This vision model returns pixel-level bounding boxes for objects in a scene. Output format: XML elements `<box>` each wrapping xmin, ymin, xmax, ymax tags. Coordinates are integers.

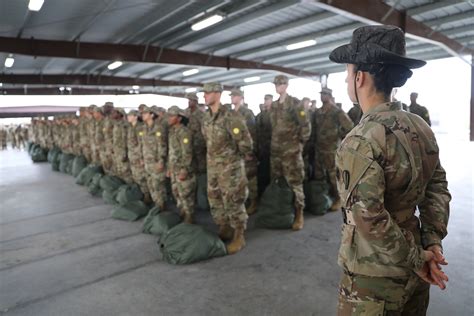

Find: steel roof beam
<box><xmin>0</xmin><ymin>36</ymin><xmax>319</xmax><ymax>77</ymax></box>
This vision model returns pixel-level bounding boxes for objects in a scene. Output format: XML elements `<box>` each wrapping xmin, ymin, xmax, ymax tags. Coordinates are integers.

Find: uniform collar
<box><xmin>209</xmin><ymin>103</ymin><xmax>226</xmax><ymax>121</ymax></box>
<box><xmin>361</xmin><ymin>101</ymin><xmax>402</xmax><ymax>120</ymax></box>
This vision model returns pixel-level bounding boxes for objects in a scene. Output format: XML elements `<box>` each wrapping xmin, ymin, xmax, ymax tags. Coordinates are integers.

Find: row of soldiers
<box><xmin>28</xmin><ymin>75</ymin><xmax>431</xmax><ymax>255</ymax></box>
<box><xmin>0</xmin><ymin>125</ymin><xmax>29</xmax><ymax>150</ymax></box>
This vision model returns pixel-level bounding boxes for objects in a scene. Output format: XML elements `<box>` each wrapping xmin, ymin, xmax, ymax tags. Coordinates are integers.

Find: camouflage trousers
<box><xmin>91</xmin><ymin>145</ymin><xmax>101</xmax><ymax>165</ymax></box>
<box><xmin>337</xmin><ymin>271</ymin><xmax>429</xmax><ymax>316</ymax></box>
<box><xmin>100</xmin><ymin>151</ymin><xmax>115</xmax><ymax>175</ymax></box>
<box><xmin>270</xmin><ymin>148</ymin><xmax>305</xmax><ymax>210</ymax></box>
<box><xmin>113</xmin><ymin>155</ymin><xmax>133</xmax><ymax>184</ymax></box>
<box><xmin>207</xmin><ymin>160</ymin><xmax>249</xmax><ymax>229</ymax></box>
<box><xmin>245</xmin><ymin>158</ymin><xmax>258</xmax><ymax>204</ymax></box>
<box><xmin>81</xmin><ymin>145</ymin><xmax>92</xmax><ymax>163</ymax></box>
<box><xmin>145</xmin><ymin>167</ymin><xmax>167</xmax><ymax>208</ymax></box>
<box><xmin>170</xmin><ymin>171</ymin><xmax>196</xmax><ymax>216</ymax></box>
<box><xmin>314</xmin><ymin>150</ymin><xmax>338</xmax><ymax>199</ymax></box>
<box><xmin>130</xmin><ymin>164</ymin><xmax>149</xmax><ymax>195</ymax></box>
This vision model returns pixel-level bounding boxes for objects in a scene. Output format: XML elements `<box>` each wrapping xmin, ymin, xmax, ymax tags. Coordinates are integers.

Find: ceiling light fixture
<box><xmin>182</xmin><ymin>69</ymin><xmax>199</xmax><ymax>76</ymax></box>
<box><xmin>191</xmin><ymin>14</ymin><xmax>224</xmax><ymax>31</ymax></box>
<box><xmin>107</xmin><ymin>61</ymin><xmax>123</xmax><ymax>70</ymax></box>
<box><xmin>286</xmin><ymin>39</ymin><xmax>317</xmax><ymax>51</ymax></box>
<box><xmin>28</xmin><ymin>0</ymin><xmax>44</xmax><ymax>12</ymax></box>
<box><xmin>4</xmin><ymin>55</ymin><xmax>14</xmax><ymax>68</ymax></box>
<box><xmin>243</xmin><ymin>76</ymin><xmax>260</xmax><ymax>83</ymax></box>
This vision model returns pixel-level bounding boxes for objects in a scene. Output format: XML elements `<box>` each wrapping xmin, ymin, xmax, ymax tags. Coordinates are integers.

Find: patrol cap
<box><xmin>93</xmin><ymin>106</ymin><xmax>104</xmax><ymax>114</ymax></box>
<box><xmin>230</xmin><ymin>89</ymin><xmax>244</xmax><ymax>97</ymax></box>
<box><xmin>142</xmin><ymin>105</ymin><xmax>152</xmax><ymax>113</ymax></box>
<box><xmin>302</xmin><ymin>97</ymin><xmax>310</xmax><ymax>102</ymax></box>
<box><xmin>138</xmin><ymin>104</ymin><xmax>147</xmax><ymax>110</ymax></box>
<box><xmin>320</xmin><ymin>87</ymin><xmax>333</xmax><ymax>95</ymax></box>
<box><xmin>410</xmin><ymin>92</ymin><xmax>418</xmax><ymax>97</ymax></box>
<box><xmin>104</xmin><ymin>101</ymin><xmax>114</xmax><ymax>107</ymax></box>
<box><xmin>167</xmin><ymin>105</ymin><xmax>187</xmax><ymax>117</ymax></box>
<box><xmin>264</xmin><ymin>94</ymin><xmax>273</xmax><ymax>99</ymax></box>
<box><xmin>128</xmin><ymin>110</ymin><xmax>139</xmax><ymax>116</ymax></box>
<box><xmin>273</xmin><ymin>75</ymin><xmax>289</xmax><ymax>85</ymax></box>
<box><xmin>185</xmin><ymin>92</ymin><xmax>199</xmax><ymax>101</ymax></box>
<box><xmin>202</xmin><ymin>82</ymin><xmax>223</xmax><ymax>93</ymax></box>
<box><xmin>88</xmin><ymin>104</ymin><xmax>97</xmax><ymax>109</ymax></box>
<box><xmin>115</xmin><ymin>108</ymin><xmax>126</xmax><ymax>116</ymax></box>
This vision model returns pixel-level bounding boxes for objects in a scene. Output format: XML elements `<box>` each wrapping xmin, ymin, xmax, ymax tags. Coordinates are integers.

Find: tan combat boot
<box><xmin>246</xmin><ymin>199</ymin><xmax>258</xmax><ymax>215</ymax></box>
<box><xmin>226</xmin><ymin>226</ymin><xmax>246</xmax><ymax>255</ymax></box>
<box><xmin>292</xmin><ymin>207</ymin><xmax>304</xmax><ymax>231</ymax></box>
<box><xmin>218</xmin><ymin>224</ymin><xmax>234</xmax><ymax>241</ymax></box>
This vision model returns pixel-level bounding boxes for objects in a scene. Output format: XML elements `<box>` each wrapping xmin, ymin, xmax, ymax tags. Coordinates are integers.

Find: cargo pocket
<box><xmin>346</xmin><ymin>299</ymin><xmax>385</xmax><ymax>316</ymax></box>
<box><xmin>338</xmin><ymin>224</ymin><xmax>356</xmax><ymax>271</ymax></box>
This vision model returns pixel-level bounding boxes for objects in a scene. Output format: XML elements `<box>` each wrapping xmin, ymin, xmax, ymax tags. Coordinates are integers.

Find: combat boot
<box><xmin>330</xmin><ymin>198</ymin><xmax>342</xmax><ymax>212</ymax></box>
<box><xmin>218</xmin><ymin>224</ymin><xmax>234</xmax><ymax>241</ymax></box>
<box><xmin>246</xmin><ymin>199</ymin><xmax>258</xmax><ymax>215</ymax></box>
<box><xmin>292</xmin><ymin>207</ymin><xmax>304</xmax><ymax>231</ymax></box>
<box><xmin>226</xmin><ymin>226</ymin><xmax>246</xmax><ymax>255</ymax></box>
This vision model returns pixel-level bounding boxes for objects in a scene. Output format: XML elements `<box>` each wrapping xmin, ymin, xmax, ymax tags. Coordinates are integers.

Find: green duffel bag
<box><xmin>27</xmin><ymin>141</ymin><xmax>34</xmax><ymax>154</ymax></box>
<box><xmin>52</xmin><ymin>152</ymin><xmax>62</xmax><ymax>171</ymax></box>
<box><xmin>71</xmin><ymin>155</ymin><xmax>88</xmax><ymax>177</ymax></box>
<box><xmin>31</xmin><ymin>146</ymin><xmax>47</xmax><ymax>162</ymax></box>
<box><xmin>75</xmin><ymin>165</ymin><xmax>102</xmax><ymax>186</ymax></box>
<box><xmin>59</xmin><ymin>153</ymin><xmax>74</xmax><ymax>173</ymax></box>
<box><xmin>142</xmin><ymin>208</ymin><xmax>182</xmax><ymax>236</ymax></box>
<box><xmin>66</xmin><ymin>155</ymin><xmax>75</xmax><ymax>175</ymax></box>
<box><xmin>87</xmin><ymin>173</ymin><xmax>104</xmax><ymax>196</ymax></box>
<box><xmin>29</xmin><ymin>143</ymin><xmax>39</xmax><ymax>156</ymax></box>
<box><xmin>160</xmin><ymin>223</ymin><xmax>227</xmax><ymax>265</ymax></box>
<box><xmin>304</xmin><ymin>180</ymin><xmax>333</xmax><ymax>216</ymax></box>
<box><xmin>111</xmin><ymin>201</ymin><xmax>149</xmax><ymax>221</ymax></box>
<box><xmin>100</xmin><ymin>175</ymin><xmax>125</xmax><ymax>192</ymax></box>
<box><xmin>102</xmin><ymin>189</ymin><xmax>119</xmax><ymax>205</ymax></box>
<box><xmin>196</xmin><ymin>173</ymin><xmax>210</xmax><ymax>210</ymax></box>
<box><xmin>115</xmin><ymin>184</ymin><xmax>144</xmax><ymax>205</ymax></box>
<box><xmin>47</xmin><ymin>147</ymin><xmax>56</xmax><ymax>163</ymax></box>
<box><xmin>255</xmin><ymin>177</ymin><xmax>295</xmax><ymax>229</ymax></box>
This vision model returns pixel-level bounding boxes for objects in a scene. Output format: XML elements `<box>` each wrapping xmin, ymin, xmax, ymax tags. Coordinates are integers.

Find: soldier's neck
<box><xmin>278</xmin><ymin>93</ymin><xmax>288</xmax><ymax>103</ymax></box>
<box><xmin>209</xmin><ymin>102</ymin><xmax>221</xmax><ymax>114</ymax></box>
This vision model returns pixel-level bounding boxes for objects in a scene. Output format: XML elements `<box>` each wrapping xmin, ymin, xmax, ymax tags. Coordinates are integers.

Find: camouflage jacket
<box><xmin>94</xmin><ymin>120</ymin><xmax>105</xmax><ymax>150</ymax></box>
<box><xmin>270</xmin><ymin>95</ymin><xmax>311</xmax><ymax>155</ymax></box>
<box><xmin>347</xmin><ymin>104</ymin><xmax>363</xmax><ymax>125</ymax></box>
<box><xmin>409</xmin><ymin>103</ymin><xmax>431</xmax><ymax>126</ymax></box>
<box><xmin>232</xmin><ymin>105</ymin><xmax>257</xmax><ymax>153</ymax></box>
<box><xmin>256</xmin><ymin>110</ymin><xmax>272</xmax><ymax>159</ymax></box>
<box><xmin>127</xmin><ymin>122</ymin><xmax>144</xmax><ymax>163</ymax></box>
<box><xmin>79</xmin><ymin>118</ymin><xmax>90</xmax><ymax>147</ymax></box>
<box><xmin>168</xmin><ymin>124</ymin><xmax>193</xmax><ymax>174</ymax></box>
<box><xmin>72</xmin><ymin>125</ymin><xmax>81</xmax><ymax>155</ymax></box>
<box><xmin>102</xmin><ymin>118</ymin><xmax>115</xmax><ymax>155</ymax></box>
<box><xmin>202</xmin><ymin>104</ymin><xmax>253</xmax><ymax>165</ymax></box>
<box><xmin>142</xmin><ymin>121</ymin><xmax>167</xmax><ymax>173</ymax></box>
<box><xmin>186</xmin><ymin>107</ymin><xmax>207</xmax><ymax>173</ymax></box>
<box><xmin>336</xmin><ymin>101</ymin><xmax>450</xmax><ymax>277</ymax></box>
<box><xmin>313</xmin><ymin>102</ymin><xmax>353</xmax><ymax>152</ymax></box>
<box><xmin>112</xmin><ymin>120</ymin><xmax>128</xmax><ymax>159</ymax></box>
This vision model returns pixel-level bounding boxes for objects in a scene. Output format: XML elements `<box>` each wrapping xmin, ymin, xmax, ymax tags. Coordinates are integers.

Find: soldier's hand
<box><xmin>244</xmin><ymin>153</ymin><xmax>254</xmax><ymax>161</ymax></box>
<box><xmin>427</xmin><ymin>245</ymin><xmax>449</xmax><ymax>290</ymax></box>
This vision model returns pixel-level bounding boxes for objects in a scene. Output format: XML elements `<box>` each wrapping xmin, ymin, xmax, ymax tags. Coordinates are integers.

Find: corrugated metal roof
<box><xmin>0</xmin><ymin>0</ymin><xmax>472</xmax><ymax>94</ymax></box>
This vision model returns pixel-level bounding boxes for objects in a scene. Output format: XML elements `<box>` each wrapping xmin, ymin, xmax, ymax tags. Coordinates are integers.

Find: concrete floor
<box><xmin>0</xmin><ymin>136</ymin><xmax>472</xmax><ymax>316</ymax></box>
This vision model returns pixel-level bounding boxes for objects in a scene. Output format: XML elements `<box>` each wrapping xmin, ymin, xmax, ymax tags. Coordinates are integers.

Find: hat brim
<box><xmin>329</xmin><ymin>43</ymin><xmax>426</xmax><ymax>69</ymax></box>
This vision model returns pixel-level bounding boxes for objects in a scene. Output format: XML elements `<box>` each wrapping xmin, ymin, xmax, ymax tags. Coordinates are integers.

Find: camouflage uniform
<box><xmin>102</xmin><ymin>117</ymin><xmax>116</xmax><ymax>174</ymax></box>
<box><xmin>93</xmin><ymin>111</ymin><xmax>105</xmax><ymax>166</ymax></box>
<box><xmin>185</xmin><ymin>96</ymin><xmax>207</xmax><ymax>175</ymax></box>
<box><xmin>329</xmin><ymin>25</ymin><xmax>451</xmax><ymax>315</ymax></box>
<box><xmin>270</xmin><ymin>88</ymin><xmax>311</xmax><ymax>211</ymax></box>
<box><xmin>409</xmin><ymin>103</ymin><xmax>431</xmax><ymax>126</ymax></box>
<box><xmin>0</xmin><ymin>128</ymin><xmax>7</xmax><ymax>150</ymax></box>
<box><xmin>127</xmin><ymin>115</ymin><xmax>149</xmax><ymax>196</ymax></box>
<box><xmin>256</xmin><ymin>105</ymin><xmax>272</xmax><ymax>194</ymax></box>
<box><xmin>168</xmin><ymin>106</ymin><xmax>196</xmax><ymax>218</ymax></box>
<box><xmin>112</xmin><ymin>114</ymin><xmax>133</xmax><ymax>183</ymax></box>
<box><xmin>230</xmin><ymin>90</ymin><xmax>258</xmax><ymax>211</ymax></box>
<box><xmin>313</xmin><ymin>91</ymin><xmax>353</xmax><ymax>203</ymax></box>
<box><xmin>142</xmin><ymin>107</ymin><xmax>168</xmax><ymax>208</ymax></box>
<box><xmin>79</xmin><ymin>116</ymin><xmax>92</xmax><ymax>162</ymax></box>
<box><xmin>202</xmin><ymin>89</ymin><xmax>252</xmax><ymax>230</ymax></box>
<box><xmin>71</xmin><ymin>120</ymin><xmax>82</xmax><ymax>156</ymax></box>
<box><xmin>335</xmin><ymin>101</ymin><xmax>450</xmax><ymax>315</ymax></box>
